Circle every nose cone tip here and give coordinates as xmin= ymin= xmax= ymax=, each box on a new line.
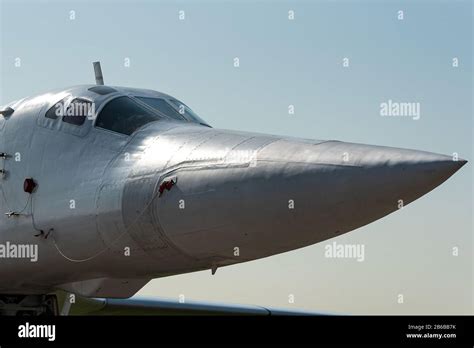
xmin=347 ymin=146 xmax=468 ymax=211
xmin=453 ymin=158 xmax=468 ymax=172
xmin=391 ymin=148 xmax=466 ymax=175
xmin=434 ymin=157 xmax=467 ymax=177
xmin=455 ymin=158 xmax=467 ymax=173
xmin=387 ymin=151 xmax=467 ymax=205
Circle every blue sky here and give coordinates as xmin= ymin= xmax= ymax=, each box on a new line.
xmin=1 ymin=0 xmax=472 ymax=314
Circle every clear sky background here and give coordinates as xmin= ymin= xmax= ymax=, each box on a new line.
xmin=0 ymin=0 xmax=472 ymax=314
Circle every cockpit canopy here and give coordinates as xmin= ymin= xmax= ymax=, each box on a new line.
xmin=42 ymin=85 xmax=210 ymax=136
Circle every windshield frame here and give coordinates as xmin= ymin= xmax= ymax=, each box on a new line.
xmin=168 ymin=99 xmax=210 ymax=127
xmin=134 ymin=96 xmax=187 ymax=123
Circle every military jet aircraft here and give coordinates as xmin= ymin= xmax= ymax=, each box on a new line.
xmin=0 ymin=62 xmax=466 ymax=315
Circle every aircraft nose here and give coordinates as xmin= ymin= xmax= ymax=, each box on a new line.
xmin=155 ymin=136 xmax=467 ymax=264
xmin=245 ymin=140 xmax=467 ymax=249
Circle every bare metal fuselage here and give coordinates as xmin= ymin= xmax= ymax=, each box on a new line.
xmin=0 ymin=85 xmax=466 ymax=297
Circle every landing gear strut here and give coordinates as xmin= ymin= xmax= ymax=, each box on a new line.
xmin=0 ymin=294 xmax=59 ymax=316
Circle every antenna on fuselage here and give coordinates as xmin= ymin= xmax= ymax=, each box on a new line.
xmin=93 ymin=61 xmax=104 ymax=85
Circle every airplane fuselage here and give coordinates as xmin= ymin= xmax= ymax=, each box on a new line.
xmin=0 ymin=84 xmax=466 ymax=298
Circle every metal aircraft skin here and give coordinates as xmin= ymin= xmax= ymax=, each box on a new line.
xmin=0 ymin=67 xmax=467 ymax=315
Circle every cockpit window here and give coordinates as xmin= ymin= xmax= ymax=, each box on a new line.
xmin=136 ymin=97 xmax=186 ymax=122
xmin=95 ymin=96 xmax=162 ymax=135
xmin=45 ymin=97 xmax=92 ymax=126
xmin=45 ymin=98 xmax=66 ymax=120
xmin=168 ymin=99 xmax=209 ymax=126
xmin=62 ymin=98 xmax=92 ymax=126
